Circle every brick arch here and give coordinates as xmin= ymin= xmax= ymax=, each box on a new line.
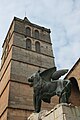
xmin=34 ymin=30 xmax=39 ymax=39
xmin=26 ymin=38 xmax=32 ymax=50
xmin=35 ymin=41 xmax=41 ymax=53
xmin=69 ymin=77 xmax=79 ymax=92
xmin=26 ymin=27 xmax=31 ymax=37
xmin=69 ymin=77 xmax=80 ymax=106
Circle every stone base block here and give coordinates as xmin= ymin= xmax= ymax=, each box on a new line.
xmin=27 ymin=110 xmax=48 ymax=120
xmin=28 ymin=103 xmax=80 ymax=120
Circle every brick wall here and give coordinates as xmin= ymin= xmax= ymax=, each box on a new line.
xmin=65 ymin=59 xmax=80 ymax=106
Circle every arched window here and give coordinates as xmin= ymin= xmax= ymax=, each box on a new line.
xmin=26 ymin=39 xmax=31 ymax=50
xmin=35 ymin=41 xmax=40 ymax=53
xmin=69 ymin=77 xmax=80 ymax=106
xmin=26 ymin=27 xmax=31 ymax=36
xmin=35 ymin=30 xmax=39 ymax=39
xmin=69 ymin=77 xmax=79 ymax=92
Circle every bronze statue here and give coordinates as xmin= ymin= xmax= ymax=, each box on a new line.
xmin=28 ymin=67 xmax=71 ymax=113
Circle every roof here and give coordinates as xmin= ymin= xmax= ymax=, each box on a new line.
xmin=65 ymin=58 xmax=80 ymax=79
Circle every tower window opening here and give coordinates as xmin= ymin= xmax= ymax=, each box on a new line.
xmin=35 ymin=30 xmax=39 ymax=39
xmin=35 ymin=41 xmax=40 ymax=53
xmin=26 ymin=39 xmax=31 ymax=50
xmin=26 ymin=27 xmax=31 ymax=37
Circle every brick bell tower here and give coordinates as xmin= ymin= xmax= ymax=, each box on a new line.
xmin=0 ymin=17 xmax=56 ymax=120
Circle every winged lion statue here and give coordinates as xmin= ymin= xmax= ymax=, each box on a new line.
xmin=28 ymin=67 xmax=71 ymax=113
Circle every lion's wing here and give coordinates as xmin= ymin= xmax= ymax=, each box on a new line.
xmin=40 ymin=67 xmax=56 ymax=81
xmin=51 ymin=69 xmax=68 ymax=80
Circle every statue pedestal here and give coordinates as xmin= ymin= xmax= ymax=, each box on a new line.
xmin=28 ymin=103 xmax=80 ymax=120
xmin=27 ymin=113 xmax=39 ymax=120
xmin=27 ymin=110 xmax=48 ymax=120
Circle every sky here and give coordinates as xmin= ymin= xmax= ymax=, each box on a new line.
xmin=0 ymin=0 xmax=80 ymax=71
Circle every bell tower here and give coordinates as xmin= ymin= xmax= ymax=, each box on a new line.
xmin=0 ymin=17 xmax=55 ymax=120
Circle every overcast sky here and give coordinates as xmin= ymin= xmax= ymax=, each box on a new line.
xmin=0 ymin=0 xmax=80 ymax=70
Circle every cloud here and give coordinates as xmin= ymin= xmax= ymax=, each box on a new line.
xmin=0 ymin=0 xmax=80 ymax=70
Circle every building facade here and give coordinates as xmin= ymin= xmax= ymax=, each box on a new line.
xmin=0 ymin=17 xmax=57 ymax=120
xmin=65 ymin=58 xmax=80 ymax=106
